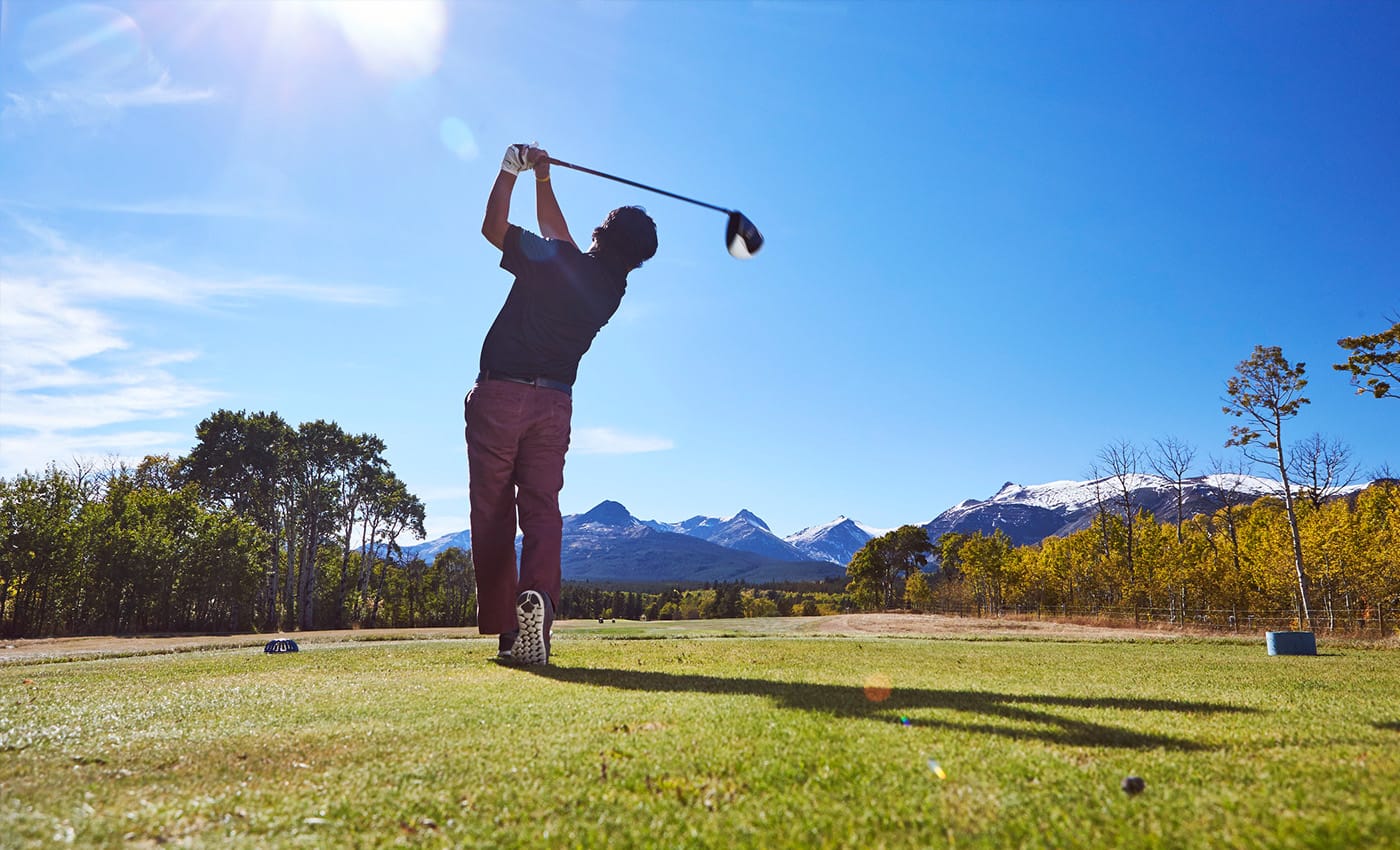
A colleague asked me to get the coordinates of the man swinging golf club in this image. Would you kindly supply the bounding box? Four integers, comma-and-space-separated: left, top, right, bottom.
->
467, 142, 657, 665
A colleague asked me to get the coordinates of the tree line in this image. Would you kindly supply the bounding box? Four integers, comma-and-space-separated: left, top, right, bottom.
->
558, 583, 829, 621
1, 410, 432, 638
849, 481, 1398, 634
1, 457, 264, 637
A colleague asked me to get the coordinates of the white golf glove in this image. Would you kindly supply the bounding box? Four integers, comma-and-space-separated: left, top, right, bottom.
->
500, 143, 538, 175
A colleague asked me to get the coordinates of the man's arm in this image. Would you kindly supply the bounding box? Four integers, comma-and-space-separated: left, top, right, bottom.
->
481, 169, 516, 251
530, 150, 576, 246
483, 144, 541, 250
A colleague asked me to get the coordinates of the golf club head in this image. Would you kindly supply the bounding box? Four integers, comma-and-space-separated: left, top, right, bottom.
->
726, 211, 764, 259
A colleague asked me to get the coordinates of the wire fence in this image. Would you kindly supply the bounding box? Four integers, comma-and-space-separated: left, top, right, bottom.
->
906, 602, 1398, 637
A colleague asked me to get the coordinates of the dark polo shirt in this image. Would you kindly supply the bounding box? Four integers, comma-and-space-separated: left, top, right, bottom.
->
479, 225, 626, 387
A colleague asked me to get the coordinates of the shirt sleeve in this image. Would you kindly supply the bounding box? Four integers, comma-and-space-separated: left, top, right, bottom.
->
501, 225, 564, 278
499, 224, 526, 275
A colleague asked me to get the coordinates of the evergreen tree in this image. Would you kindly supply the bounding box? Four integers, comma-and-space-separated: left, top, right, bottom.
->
1224, 344, 1314, 627
1334, 318, 1400, 400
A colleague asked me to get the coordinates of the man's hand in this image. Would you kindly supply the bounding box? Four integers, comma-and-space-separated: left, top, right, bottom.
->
527, 146, 550, 180
500, 143, 538, 175
487, 140, 571, 249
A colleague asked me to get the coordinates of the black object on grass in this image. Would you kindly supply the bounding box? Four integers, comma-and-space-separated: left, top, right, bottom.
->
264, 639, 299, 654
1121, 776, 1146, 795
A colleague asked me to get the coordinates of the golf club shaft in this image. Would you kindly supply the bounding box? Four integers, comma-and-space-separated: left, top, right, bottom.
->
545, 157, 731, 215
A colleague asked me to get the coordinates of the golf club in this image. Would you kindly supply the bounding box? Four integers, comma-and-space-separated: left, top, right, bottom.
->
545, 156, 764, 259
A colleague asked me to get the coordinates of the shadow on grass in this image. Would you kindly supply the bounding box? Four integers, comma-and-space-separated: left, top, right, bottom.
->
1375, 720, 1400, 732
526, 665, 1257, 751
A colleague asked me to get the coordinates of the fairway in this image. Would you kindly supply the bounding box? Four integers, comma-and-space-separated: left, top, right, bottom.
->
3, 628, 1398, 849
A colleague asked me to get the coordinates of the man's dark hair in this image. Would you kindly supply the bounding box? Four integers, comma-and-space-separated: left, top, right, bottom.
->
591, 206, 657, 273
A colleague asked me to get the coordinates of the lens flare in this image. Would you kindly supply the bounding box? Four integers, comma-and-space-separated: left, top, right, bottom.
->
862, 673, 892, 703
439, 116, 478, 160
20, 4, 148, 89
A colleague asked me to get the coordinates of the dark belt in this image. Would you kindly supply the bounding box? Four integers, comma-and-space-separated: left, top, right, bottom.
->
478, 370, 572, 396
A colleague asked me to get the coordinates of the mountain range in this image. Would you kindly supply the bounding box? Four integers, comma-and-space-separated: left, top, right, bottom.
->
409, 500, 854, 584
408, 473, 1343, 584
923, 473, 1289, 547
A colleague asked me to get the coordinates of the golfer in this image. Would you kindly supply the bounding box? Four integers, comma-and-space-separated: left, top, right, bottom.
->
467, 143, 657, 665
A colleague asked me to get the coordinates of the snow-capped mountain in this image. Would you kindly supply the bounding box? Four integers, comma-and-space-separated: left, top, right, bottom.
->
562, 502, 842, 583
924, 473, 1284, 547
784, 516, 884, 565
409, 501, 844, 584
644, 509, 810, 561
410, 528, 472, 561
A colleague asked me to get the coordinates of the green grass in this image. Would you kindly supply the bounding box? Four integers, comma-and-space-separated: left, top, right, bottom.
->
2, 628, 1398, 849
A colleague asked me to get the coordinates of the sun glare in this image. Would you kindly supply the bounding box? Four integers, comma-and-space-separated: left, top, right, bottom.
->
271, 0, 448, 80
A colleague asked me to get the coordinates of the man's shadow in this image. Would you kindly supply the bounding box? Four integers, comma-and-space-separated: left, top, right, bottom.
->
526, 665, 1258, 751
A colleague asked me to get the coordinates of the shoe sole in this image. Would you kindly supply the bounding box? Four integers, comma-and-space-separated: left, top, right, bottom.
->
514, 591, 549, 665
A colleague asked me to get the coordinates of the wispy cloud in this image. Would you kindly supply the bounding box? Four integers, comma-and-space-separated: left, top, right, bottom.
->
0, 430, 195, 477
573, 427, 675, 455
59, 198, 299, 221
0, 221, 388, 476
0, 195, 300, 223
1, 72, 215, 127
1, 232, 390, 308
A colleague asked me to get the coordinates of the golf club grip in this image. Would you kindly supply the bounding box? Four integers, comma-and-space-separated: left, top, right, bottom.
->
545, 157, 731, 215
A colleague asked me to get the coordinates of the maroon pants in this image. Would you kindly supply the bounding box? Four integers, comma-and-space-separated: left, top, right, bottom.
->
464, 379, 571, 635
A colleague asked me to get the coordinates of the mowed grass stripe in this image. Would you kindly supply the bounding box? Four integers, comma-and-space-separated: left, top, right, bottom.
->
3, 636, 1397, 849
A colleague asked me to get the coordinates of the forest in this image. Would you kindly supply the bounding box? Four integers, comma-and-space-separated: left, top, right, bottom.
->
849, 480, 1398, 635
0, 410, 432, 637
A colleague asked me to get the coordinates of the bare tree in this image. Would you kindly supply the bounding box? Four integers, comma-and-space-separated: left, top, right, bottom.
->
1149, 436, 1197, 542
1223, 344, 1312, 628
1203, 454, 1256, 630
1288, 434, 1359, 509
1085, 463, 1114, 562
1098, 440, 1145, 619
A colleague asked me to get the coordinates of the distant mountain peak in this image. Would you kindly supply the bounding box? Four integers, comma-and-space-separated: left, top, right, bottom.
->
731, 509, 770, 531
578, 500, 636, 527
784, 515, 879, 565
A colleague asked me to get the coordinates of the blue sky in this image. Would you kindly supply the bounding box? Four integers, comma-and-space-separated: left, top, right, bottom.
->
1, 0, 1396, 541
